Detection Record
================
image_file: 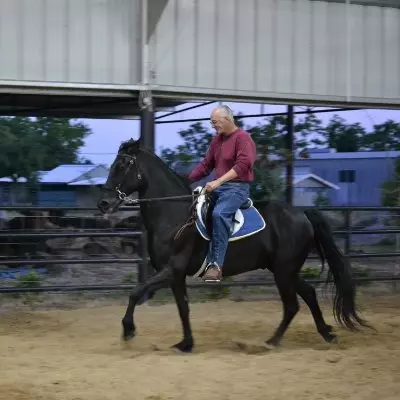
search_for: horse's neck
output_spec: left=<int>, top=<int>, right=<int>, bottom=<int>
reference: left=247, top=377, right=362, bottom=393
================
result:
left=138, top=158, right=192, bottom=235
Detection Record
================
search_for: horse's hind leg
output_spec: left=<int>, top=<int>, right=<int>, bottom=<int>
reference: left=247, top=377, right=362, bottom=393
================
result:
left=266, top=268, right=300, bottom=347
left=295, top=277, right=337, bottom=343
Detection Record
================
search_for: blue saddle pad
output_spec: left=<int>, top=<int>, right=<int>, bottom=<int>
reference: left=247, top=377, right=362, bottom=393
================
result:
left=194, top=190, right=266, bottom=242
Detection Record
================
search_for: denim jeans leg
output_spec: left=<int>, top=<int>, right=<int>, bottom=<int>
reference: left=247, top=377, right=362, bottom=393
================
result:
left=207, top=183, right=249, bottom=267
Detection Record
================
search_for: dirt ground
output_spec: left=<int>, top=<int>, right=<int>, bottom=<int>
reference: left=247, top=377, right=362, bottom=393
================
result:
left=0, top=293, right=400, bottom=400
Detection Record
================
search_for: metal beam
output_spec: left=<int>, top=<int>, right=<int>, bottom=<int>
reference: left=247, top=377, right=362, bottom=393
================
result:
left=310, top=0, right=400, bottom=9
left=155, top=101, right=215, bottom=120
left=152, top=87, right=400, bottom=109
left=155, top=107, right=363, bottom=124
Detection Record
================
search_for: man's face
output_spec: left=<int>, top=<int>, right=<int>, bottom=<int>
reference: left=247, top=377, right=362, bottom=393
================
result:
left=210, top=111, right=230, bottom=135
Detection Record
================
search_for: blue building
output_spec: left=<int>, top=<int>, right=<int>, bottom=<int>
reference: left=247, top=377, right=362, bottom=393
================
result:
left=174, top=149, right=400, bottom=207
left=295, top=149, right=400, bottom=206
left=174, top=160, right=339, bottom=207
left=0, top=164, right=109, bottom=207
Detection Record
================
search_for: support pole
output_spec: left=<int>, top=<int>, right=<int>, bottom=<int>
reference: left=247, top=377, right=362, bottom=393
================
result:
left=285, top=105, right=294, bottom=205
left=138, top=103, right=155, bottom=302
left=140, top=103, right=155, bottom=151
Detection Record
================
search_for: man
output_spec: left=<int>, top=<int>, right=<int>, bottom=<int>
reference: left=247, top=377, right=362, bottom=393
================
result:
left=188, top=105, right=257, bottom=282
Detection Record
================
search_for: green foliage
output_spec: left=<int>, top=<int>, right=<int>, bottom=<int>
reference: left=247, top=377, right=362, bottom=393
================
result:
left=0, top=117, right=92, bottom=183
left=160, top=122, right=212, bottom=168
left=351, top=266, right=371, bottom=286
left=382, top=158, right=400, bottom=207
left=11, top=270, right=43, bottom=306
left=16, top=270, right=41, bottom=288
left=159, top=110, right=400, bottom=202
left=121, top=272, right=136, bottom=284
left=300, top=266, right=321, bottom=279
left=313, top=192, right=331, bottom=207
left=362, top=120, right=400, bottom=151
left=206, top=285, right=230, bottom=300
left=323, top=115, right=366, bottom=152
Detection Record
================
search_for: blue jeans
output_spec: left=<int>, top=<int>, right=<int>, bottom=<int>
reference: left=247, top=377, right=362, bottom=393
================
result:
left=206, top=182, right=250, bottom=267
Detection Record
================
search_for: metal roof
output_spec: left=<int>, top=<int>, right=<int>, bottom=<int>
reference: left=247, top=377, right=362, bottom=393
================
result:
left=304, top=150, right=400, bottom=160
left=40, top=165, right=104, bottom=184
left=0, top=91, right=182, bottom=118
left=293, top=173, right=339, bottom=190
left=68, top=177, right=107, bottom=186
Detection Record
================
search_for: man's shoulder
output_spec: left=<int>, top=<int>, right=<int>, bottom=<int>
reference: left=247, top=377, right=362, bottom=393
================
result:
left=236, top=129, right=254, bottom=142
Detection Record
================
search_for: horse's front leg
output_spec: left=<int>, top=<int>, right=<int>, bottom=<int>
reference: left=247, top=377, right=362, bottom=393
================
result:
left=171, top=275, right=194, bottom=352
left=121, top=266, right=173, bottom=340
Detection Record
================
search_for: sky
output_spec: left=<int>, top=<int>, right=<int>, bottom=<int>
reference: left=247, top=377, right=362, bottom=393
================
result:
left=78, top=102, right=400, bottom=166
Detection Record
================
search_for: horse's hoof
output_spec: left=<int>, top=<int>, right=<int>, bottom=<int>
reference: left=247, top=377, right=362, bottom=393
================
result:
left=326, top=334, right=338, bottom=344
left=171, top=340, right=194, bottom=353
left=121, top=328, right=136, bottom=341
left=122, top=332, right=135, bottom=341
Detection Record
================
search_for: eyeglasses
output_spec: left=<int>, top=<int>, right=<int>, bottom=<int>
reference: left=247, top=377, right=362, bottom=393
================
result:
left=210, top=117, right=227, bottom=127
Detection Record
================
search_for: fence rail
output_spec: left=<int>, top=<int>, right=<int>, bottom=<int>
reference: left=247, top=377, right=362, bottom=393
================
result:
left=0, top=276, right=399, bottom=294
left=1, top=205, right=400, bottom=294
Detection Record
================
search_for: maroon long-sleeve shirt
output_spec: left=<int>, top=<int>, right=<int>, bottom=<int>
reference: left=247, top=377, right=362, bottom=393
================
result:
left=188, top=128, right=257, bottom=183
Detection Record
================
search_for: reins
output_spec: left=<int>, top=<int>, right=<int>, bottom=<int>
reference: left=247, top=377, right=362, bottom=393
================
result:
left=116, top=191, right=199, bottom=205
left=117, top=188, right=208, bottom=242
left=112, top=149, right=208, bottom=241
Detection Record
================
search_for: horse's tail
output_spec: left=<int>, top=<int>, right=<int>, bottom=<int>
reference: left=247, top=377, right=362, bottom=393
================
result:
left=304, top=209, right=372, bottom=331
left=313, top=232, right=326, bottom=277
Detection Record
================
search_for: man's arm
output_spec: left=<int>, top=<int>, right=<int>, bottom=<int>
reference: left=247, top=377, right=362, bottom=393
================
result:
left=188, top=142, right=215, bottom=182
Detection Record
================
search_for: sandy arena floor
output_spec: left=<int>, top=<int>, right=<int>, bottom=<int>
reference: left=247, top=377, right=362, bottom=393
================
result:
left=0, top=294, right=400, bottom=400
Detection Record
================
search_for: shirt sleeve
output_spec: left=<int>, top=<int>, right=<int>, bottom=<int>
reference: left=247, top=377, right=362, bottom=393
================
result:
left=232, top=134, right=256, bottom=176
left=188, top=142, right=215, bottom=182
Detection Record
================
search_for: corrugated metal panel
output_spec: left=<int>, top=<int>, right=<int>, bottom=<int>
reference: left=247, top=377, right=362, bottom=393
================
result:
left=149, top=0, right=400, bottom=105
left=68, top=177, right=107, bottom=186
left=295, top=157, right=396, bottom=205
left=0, top=0, right=141, bottom=85
left=40, top=165, right=99, bottom=183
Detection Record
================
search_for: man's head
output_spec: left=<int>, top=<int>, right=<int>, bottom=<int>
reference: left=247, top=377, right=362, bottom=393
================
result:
left=210, top=105, right=237, bottom=135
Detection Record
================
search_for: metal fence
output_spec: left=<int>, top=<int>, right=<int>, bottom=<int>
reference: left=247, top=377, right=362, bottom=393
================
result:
left=1, top=205, right=400, bottom=294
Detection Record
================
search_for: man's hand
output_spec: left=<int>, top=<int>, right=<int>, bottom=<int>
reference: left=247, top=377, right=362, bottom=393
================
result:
left=205, top=179, right=221, bottom=192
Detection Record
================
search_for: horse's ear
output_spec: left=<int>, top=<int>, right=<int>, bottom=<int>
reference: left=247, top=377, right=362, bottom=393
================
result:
left=133, top=139, right=141, bottom=150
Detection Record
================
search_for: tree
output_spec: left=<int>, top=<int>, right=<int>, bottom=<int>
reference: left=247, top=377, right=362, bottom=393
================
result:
left=321, top=114, right=366, bottom=152
left=0, top=117, right=92, bottom=182
left=160, top=122, right=212, bottom=168
left=362, top=120, right=400, bottom=151
left=159, top=113, right=325, bottom=201
left=381, top=158, right=400, bottom=208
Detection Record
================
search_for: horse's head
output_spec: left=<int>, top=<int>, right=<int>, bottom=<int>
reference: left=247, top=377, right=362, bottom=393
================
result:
left=97, top=138, right=144, bottom=215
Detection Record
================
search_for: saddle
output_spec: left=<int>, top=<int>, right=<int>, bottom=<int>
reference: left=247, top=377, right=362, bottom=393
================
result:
left=192, top=186, right=253, bottom=236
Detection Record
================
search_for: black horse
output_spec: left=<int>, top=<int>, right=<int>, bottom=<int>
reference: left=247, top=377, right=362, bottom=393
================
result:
left=97, top=138, right=370, bottom=353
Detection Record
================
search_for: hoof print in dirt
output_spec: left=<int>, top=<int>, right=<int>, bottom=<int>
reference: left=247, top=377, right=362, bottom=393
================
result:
left=233, top=339, right=276, bottom=354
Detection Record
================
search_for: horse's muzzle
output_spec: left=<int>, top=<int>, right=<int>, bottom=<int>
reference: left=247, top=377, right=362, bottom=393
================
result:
left=97, top=197, right=122, bottom=215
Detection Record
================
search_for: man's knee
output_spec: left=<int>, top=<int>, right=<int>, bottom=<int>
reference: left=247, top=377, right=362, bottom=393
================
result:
left=212, top=205, right=232, bottom=223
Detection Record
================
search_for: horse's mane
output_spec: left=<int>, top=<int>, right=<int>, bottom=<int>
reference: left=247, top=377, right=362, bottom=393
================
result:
left=118, top=138, right=193, bottom=191
left=144, top=149, right=193, bottom=190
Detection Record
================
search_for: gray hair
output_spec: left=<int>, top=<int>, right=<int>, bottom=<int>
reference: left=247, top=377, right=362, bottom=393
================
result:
left=213, top=105, right=235, bottom=123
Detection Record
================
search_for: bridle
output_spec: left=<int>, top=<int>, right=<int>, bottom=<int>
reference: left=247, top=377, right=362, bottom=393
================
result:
left=113, top=153, right=142, bottom=204
left=111, top=152, right=203, bottom=205
left=109, top=151, right=210, bottom=241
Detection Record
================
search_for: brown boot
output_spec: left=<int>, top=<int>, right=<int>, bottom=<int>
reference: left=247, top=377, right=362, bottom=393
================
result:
left=203, top=264, right=222, bottom=282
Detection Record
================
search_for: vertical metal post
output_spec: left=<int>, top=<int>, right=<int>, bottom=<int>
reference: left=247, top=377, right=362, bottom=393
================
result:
left=344, top=209, right=351, bottom=255
left=137, top=103, right=155, bottom=302
left=140, top=105, right=155, bottom=151
left=285, top=105, right=294, bottom=205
